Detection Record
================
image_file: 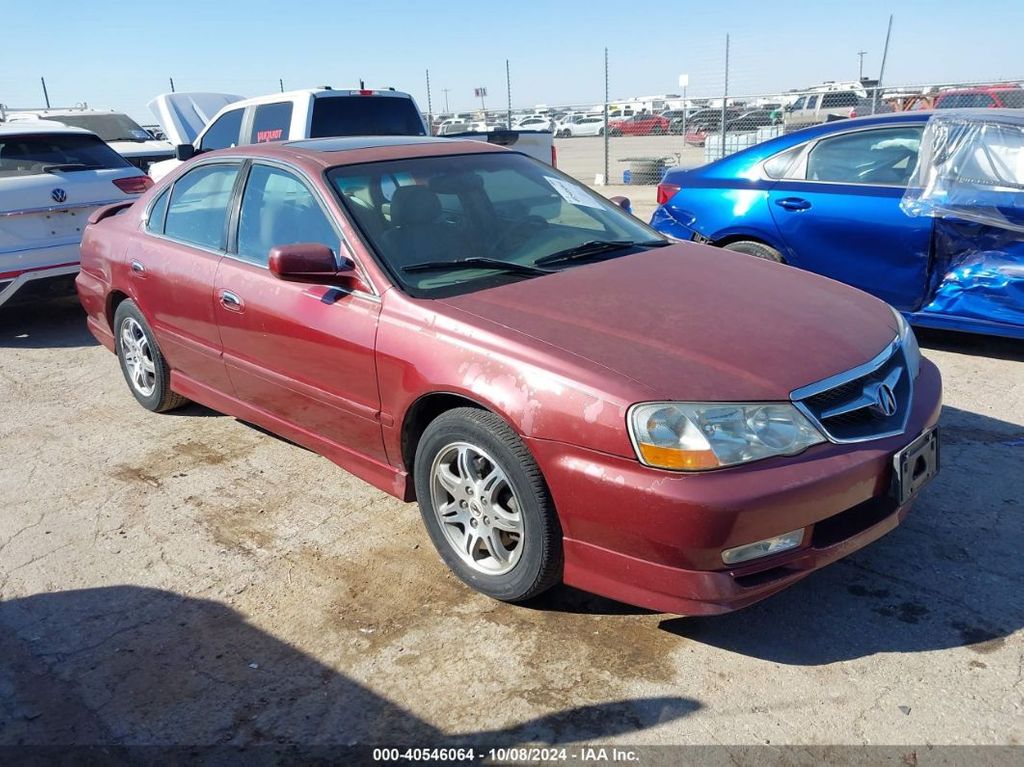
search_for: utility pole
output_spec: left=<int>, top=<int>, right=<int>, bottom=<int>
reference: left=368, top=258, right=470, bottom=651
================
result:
left=506, top=59, right=512, bottom=128
left=720, top=33, right=729, bottom=161
left=603, top=47, right=609, bottom=185
left=425, top=69, right=433, bottom=131
left=442, top=88, right=451, bottom=114
left=40, top=77, right=50, bottom=108
left=872, top=15, right=893, bottom=114
left=857, top=50, right=867, bottom=80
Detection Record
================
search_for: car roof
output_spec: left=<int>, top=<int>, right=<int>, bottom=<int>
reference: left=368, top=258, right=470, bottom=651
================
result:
left=0, top=122, right=96, bottom=136
left=198, top=135, right=506, bottom=170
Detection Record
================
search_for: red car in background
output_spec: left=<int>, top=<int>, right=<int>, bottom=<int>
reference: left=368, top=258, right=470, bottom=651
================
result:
left=609, top=113, right=670, bottom=136
left=933, top=85, right=1024, bottom=109
left=76, top=137, right=941, bottom=616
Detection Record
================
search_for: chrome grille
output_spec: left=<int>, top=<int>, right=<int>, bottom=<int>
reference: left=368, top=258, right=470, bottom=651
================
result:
left=791, top=339, right=912, bottom=443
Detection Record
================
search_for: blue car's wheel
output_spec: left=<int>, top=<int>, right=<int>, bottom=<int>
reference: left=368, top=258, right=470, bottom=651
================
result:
left=723, top=240, right=784, bottom=263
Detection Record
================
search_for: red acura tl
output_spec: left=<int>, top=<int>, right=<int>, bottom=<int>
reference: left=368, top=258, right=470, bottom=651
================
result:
left=76, top=136, right=941, bottom=615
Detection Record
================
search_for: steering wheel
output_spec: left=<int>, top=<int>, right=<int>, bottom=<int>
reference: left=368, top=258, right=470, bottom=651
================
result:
left=489, top=215, right=549, bottom=256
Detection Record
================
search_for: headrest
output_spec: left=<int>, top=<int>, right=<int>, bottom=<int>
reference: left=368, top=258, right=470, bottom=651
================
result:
left=390, top=186, right=441, bottom=227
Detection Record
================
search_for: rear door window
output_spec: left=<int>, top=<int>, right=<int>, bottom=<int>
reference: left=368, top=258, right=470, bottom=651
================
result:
left=199, top=109, right=244, bottom=151
left=805, top=126, right=924, bottom=186
left=310, top=96, right=426, bottom=137
left=250, top=102, right=293, bottom=144
left=0, top=133, right=130, bottom=177
left=163, top=163, right=240, bottom=249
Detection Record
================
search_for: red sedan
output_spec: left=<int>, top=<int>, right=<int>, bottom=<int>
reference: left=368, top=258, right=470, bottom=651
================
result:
left=76, top=137, right=941, bottom=615
left=609, top=113, right=670, bottom=136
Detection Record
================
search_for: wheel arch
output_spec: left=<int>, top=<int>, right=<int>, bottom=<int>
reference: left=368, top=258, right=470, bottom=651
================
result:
left=400, top=391, right=497, bottom=485
left=712, top=232, right=789, bottom=262
left=106, top=289, right=132, bottom=334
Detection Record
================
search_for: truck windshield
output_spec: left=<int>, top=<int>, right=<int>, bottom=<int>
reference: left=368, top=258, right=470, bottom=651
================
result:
left=310, top=96, right=426, bottom=138
left=49, top=114, right=152, bottom=142
left=328, top=151, right=664, bottom=298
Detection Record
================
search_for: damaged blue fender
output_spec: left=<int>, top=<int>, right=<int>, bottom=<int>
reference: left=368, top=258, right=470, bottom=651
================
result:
left=650, top=110, right=1024, bottom=339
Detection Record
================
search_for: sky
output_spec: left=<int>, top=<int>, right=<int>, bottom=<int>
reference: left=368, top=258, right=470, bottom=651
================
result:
left=2, top=0, right=1023, bottom=123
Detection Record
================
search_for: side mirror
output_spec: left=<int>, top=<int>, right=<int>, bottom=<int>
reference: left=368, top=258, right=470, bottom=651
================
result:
left=175, top=144, right=196, bottom=161
left=268, top=243, right=368, bottom=292
left=609, top=195, right=632, bottom=214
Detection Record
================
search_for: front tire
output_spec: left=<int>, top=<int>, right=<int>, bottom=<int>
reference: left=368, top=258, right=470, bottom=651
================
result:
left=722, top=240, right=784, bottom=263
left=414, top=408, right=562, bottom=602
left=114, top=299, right=188, bottom=412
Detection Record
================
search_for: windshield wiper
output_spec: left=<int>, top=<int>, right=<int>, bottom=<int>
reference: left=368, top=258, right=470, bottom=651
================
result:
left=534, top=239, right=670, bottom=267
left=402, top=257, right=552, bottom=276
left=42, top=163, right=103, bottom=173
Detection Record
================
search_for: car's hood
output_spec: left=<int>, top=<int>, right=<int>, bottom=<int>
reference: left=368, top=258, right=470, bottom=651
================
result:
left=147, top=92, right=244, bottom=146
left=439, top=244, right=899, bottom=402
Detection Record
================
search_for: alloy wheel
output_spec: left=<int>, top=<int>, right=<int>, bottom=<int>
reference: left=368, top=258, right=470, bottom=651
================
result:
left=119, top=317, right=156, bottom=397
left=429, top=441, right=525, bottom=575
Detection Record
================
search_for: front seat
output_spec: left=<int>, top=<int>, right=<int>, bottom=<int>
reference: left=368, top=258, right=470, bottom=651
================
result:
left=378, top=186, right=462, bottom=268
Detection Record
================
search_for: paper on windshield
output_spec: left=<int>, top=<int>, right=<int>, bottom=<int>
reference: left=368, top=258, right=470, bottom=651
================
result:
left=544, top=176, right=603, bottom=209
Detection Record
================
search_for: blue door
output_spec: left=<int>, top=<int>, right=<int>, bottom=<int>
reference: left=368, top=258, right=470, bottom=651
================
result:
left=767, top=124, right=935, bottom=310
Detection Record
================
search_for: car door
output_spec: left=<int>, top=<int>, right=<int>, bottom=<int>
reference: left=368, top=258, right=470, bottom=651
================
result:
left=127, top=161, right=240, bottom=392
left=767, top=123, right=934, bottom=309
left=214, top=161, right=386, bottom=461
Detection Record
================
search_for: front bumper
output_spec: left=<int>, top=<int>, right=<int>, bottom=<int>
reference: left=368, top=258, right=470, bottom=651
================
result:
left=527, top=358, right=942, bottom=615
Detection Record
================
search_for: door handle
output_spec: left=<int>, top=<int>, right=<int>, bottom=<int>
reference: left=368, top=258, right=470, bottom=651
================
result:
left=219, top=290, right=244, bottom=311
left=775, top=197, right=812, bottom=211
left=130, top=259, right=146, bottom=276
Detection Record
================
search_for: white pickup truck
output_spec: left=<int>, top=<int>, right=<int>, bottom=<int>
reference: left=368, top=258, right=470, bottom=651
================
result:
left=148, top=87, right=554, bottom=181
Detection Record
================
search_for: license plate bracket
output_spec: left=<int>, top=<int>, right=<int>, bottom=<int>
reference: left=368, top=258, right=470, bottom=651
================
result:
left=892, top=428, right=940, bottom=505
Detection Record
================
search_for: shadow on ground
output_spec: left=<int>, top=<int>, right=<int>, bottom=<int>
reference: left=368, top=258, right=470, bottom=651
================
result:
left=661, top=404, right=1023, bottom=664
left=0, top=586, right=698, bottom=746
left=0, top=297, right=96, bottom=349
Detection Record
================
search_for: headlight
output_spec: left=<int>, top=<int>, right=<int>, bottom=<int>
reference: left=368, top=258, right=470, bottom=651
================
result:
left=628, top=402, right=826, bottom=471
left=891, top=307, right=921, bottom=379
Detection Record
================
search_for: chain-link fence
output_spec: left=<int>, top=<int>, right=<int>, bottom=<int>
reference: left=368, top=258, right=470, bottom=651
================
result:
left=427, top=77, right=1024, bottom=194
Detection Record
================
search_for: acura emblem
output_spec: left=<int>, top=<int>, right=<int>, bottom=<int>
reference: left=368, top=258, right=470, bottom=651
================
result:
left=873, top=382, right=898, bottom=417
left=51, top=188, right=67, bottom=203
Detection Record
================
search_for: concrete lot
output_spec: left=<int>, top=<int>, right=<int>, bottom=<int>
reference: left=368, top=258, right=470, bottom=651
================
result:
left=1, top=287, right=1023, bottom=744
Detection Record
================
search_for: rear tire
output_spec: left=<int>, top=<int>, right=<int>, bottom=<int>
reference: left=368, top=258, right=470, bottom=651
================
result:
left=113, top=299, right=189, bottom=412
left=722, top=240, right=784, bottom=263
left=414, top=408, right=563, bottom=603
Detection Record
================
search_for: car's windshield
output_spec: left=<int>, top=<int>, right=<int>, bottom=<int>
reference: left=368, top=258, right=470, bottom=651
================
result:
left=327, top=152, right=665, bottom=298
left=49, top=113, right=152, bottom=142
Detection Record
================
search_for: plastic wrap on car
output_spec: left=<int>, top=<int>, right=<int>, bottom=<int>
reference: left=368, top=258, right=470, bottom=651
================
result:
left=901, top=110, right=1024, bottom=330
left=902, top=110, right=1024, bottom=232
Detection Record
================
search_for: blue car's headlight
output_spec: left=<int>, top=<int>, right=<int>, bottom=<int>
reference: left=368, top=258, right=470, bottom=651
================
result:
left=892, top=307, right=921, bottom=379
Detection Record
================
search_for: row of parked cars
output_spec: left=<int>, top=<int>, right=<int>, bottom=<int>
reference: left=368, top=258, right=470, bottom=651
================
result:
left=4, top=79, right=1019, bottom=618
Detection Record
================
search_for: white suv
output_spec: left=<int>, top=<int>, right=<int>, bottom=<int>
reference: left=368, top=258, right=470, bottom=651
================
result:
left=0, top=123, right=151, bottom=308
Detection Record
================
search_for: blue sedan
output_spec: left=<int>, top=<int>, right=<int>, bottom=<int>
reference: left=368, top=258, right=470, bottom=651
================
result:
left=650, top=111, right=1024, bottom=339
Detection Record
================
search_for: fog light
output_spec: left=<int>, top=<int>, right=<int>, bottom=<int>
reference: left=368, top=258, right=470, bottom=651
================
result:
left=721, top=529, right=804, bottom=565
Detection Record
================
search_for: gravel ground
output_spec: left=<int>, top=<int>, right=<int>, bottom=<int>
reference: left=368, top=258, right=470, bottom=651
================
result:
left=1, top=271, right=1022, bottom=748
